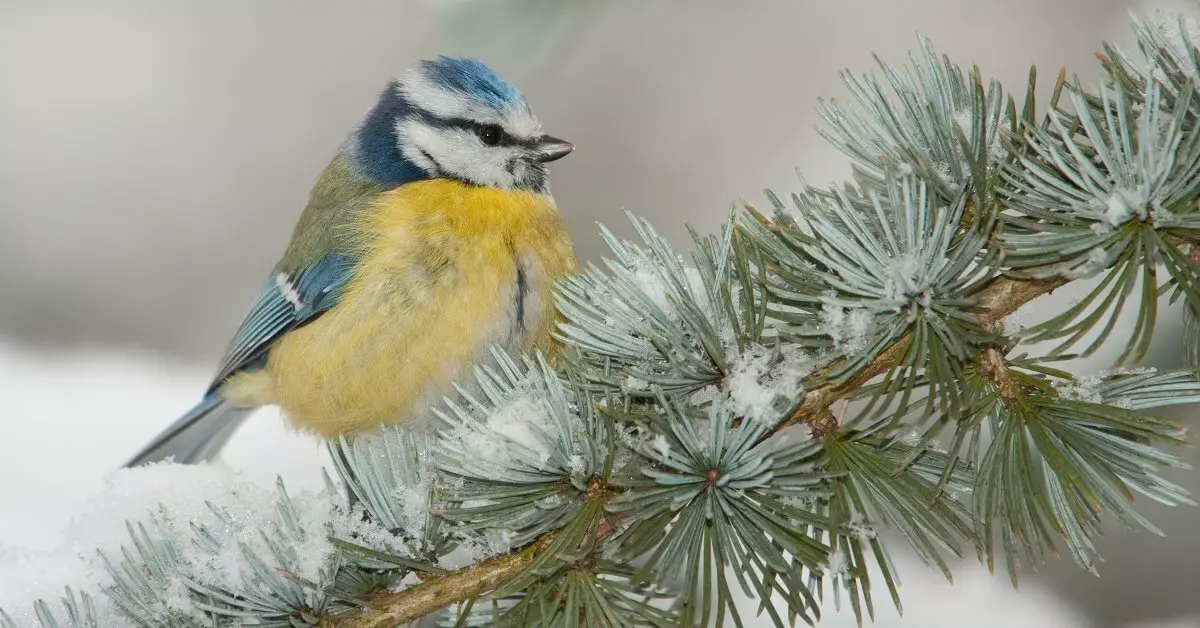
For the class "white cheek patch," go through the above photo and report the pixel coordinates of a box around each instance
[395,117,439,174]
[398,117,522,189]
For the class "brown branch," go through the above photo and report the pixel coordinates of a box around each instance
[328,479,618,627]
[782,274,1069,430]
[976,344,1023,406]
[328,534,557,628]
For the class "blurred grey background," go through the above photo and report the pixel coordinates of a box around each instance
[1,0,1198,626]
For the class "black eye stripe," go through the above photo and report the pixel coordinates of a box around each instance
[405,109,524,147]
[473,122,521,147]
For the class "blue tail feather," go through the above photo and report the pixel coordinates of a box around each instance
[124,392,252,467]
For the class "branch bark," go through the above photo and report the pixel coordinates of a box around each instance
[328,534,556,628]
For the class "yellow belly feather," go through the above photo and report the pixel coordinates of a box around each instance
[220,180,577,437]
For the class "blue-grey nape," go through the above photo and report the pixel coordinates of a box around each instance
[418,55,529,112]
[354,80,431,186]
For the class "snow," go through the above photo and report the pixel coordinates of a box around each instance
[630,255,677,316]
[952,108,1011,166]
[820,303,875,354]
[1105,188,1148,226]
[825,545,850,577]
[1053,368,1160,405]
[725,344,813,425]
[1066,246,1112,279]
[1150,10,1200,62]
[0,448,400,627]
[0,338,1170,628]
[1002,300,1038,335]
[1053,375,1105,404]
[650,434,671,458]
[1101,366,1159,377]
[443,394,558,472]
[394,479,434,541]
[622,374,650,392]
[885,251,935,309]
[0,340,336,626]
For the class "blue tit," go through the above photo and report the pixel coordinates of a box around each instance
[126,56,577,466]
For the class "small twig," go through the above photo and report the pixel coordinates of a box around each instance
[977,344,1023,406]
[779,274,1068,432]
[329,534,557,628]
[328,483,620,627]
[808,408,841,439]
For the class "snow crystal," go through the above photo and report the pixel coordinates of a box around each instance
[1100,366,1158,377]
[884,252,936,310]
[820,304,875,354]
[442,528,515,569]
[825,546,849,578]
[631,256,677,316]
[622,375,651,392]
[953,109,1011,165]
[1064,247,1112,280]
[1053,367,1158,407]
[725,345,814,425]
[1053,376,1104,404]
[1105,188,1147,226]
[566,454,587,478]
[651,434,671,458]
[453,396,557,471]
[1001,300,1038,335]
[392,481,433,540]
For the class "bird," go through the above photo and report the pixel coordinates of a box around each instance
[125,56,578,467]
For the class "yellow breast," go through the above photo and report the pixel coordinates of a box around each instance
[220,180,577,437]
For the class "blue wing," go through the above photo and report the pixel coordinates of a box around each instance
[208,253,357,391]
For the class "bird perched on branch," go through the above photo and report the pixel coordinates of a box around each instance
[126,57,578,466]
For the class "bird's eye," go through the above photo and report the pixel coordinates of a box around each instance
[475,124,503,146]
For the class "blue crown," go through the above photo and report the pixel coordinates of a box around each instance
[418,56,527,111]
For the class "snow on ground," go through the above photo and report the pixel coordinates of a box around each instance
[0,337,1185,627]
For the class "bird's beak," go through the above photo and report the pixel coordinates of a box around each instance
[533,135,574,163]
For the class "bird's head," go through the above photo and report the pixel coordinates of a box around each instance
[350,56,573,193]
